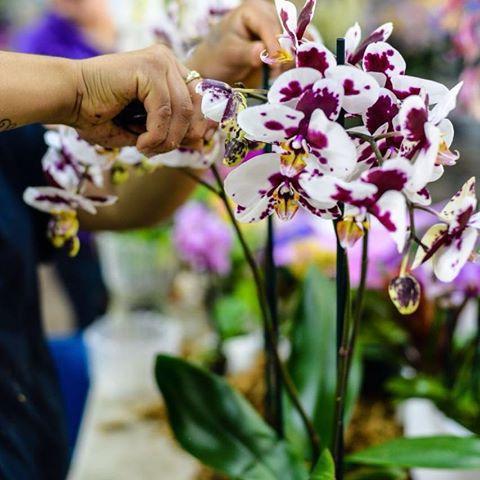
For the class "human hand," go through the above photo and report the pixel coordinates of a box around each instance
[71,45,208,155]
[187,0,282,87]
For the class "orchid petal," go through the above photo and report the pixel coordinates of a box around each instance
[345,22,361,60]
[275,0,298,46]
[117,147,145,166]
[429,82,463,125]
[412,223,449,270]
[307,109,357,178]
[23,187,97,215]
[441,177,477,225]
[42,148,81,192]
[224,153,280,209]
[469,212,480,229]
[301,174,377,205]
[196,79,233,122]
[325,65,380,114]
[87,195,117,207]
[238,104,303,143]
[363,42,406,79]
[268,67,322,106]
[371,190,408,252]
[409,124,441,192]
[362,88,399,134]
[296,42,336,75]
[150,148,214,169]
[298,195,340,219]
[296,0,316,40]
[433,227,479,282]
[297,78,344,121]
[389,75,449,104]
[235,196,274,223]
[349,23,394,65]
[399,95,428,143]
[361,157,411,195]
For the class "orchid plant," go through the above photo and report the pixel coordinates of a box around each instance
[22,0,480,478]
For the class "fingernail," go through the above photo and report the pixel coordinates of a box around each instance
[205,128,217,142]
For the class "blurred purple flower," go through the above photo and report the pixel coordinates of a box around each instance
[173,201,233,275]
[459,66,480,119]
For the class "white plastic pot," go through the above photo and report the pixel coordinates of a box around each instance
[84,312,182,400]
[399,399,480,480]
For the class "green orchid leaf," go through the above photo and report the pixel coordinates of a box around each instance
[348,436,480,470]
[346,467,407,480]
[288,267,362,454]
[311,449,335,480]
[155,355,309,480]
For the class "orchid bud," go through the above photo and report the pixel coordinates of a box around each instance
[336,217,367,249]
[389,274,421,315]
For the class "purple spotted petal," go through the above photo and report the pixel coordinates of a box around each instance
[23,187,97,215]
[363,42,406,79]
[433,227,479,282]
[196,79,233,122]
[362,88,399,134]
[296,42,336,75]
[399,95,428,143]
[238,104,303,143]
[297,78,344,121]
[370,190,408,252]
[348,22,394,65]
[275,0,298,47]
[326,65,380,114]
[268,67,322,106]
[389,75,449,104]
[361,160,410,198]
[306,109,357,179]
[296,0,317,40]
[345,23,362,60]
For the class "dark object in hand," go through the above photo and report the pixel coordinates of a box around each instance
[113,100,147,135]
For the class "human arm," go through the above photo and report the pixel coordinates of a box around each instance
[0,46,206,156]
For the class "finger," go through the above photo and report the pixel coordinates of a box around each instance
[242,2,282,58]
[184,79,209,149]
[136,74,172,155]
[174,62,209,148]
[159,67,194,153]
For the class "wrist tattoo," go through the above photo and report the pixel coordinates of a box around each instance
[0,119,17,132]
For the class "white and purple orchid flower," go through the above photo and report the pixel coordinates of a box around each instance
[301,158,418,252]
[224,152,340,222]
[262,0,317,64]
[23,186,116,216]
[42,127,112,192]
[361,40,450,105]
[413,178,480,282]
[399,82,463,171]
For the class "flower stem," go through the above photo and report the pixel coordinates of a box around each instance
[348,131,384,165]
[210,164,320,461]
[332,221,350,478]
[262,62,284,438]
[333,37,350,480]
[346,230,369,381]
[179,168,220,195]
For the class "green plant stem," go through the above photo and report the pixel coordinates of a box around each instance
[346,230,369,380]
[332,234,351,476]
[179,168,220,195]
[209,165,321,461]
[348,131,384,165]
